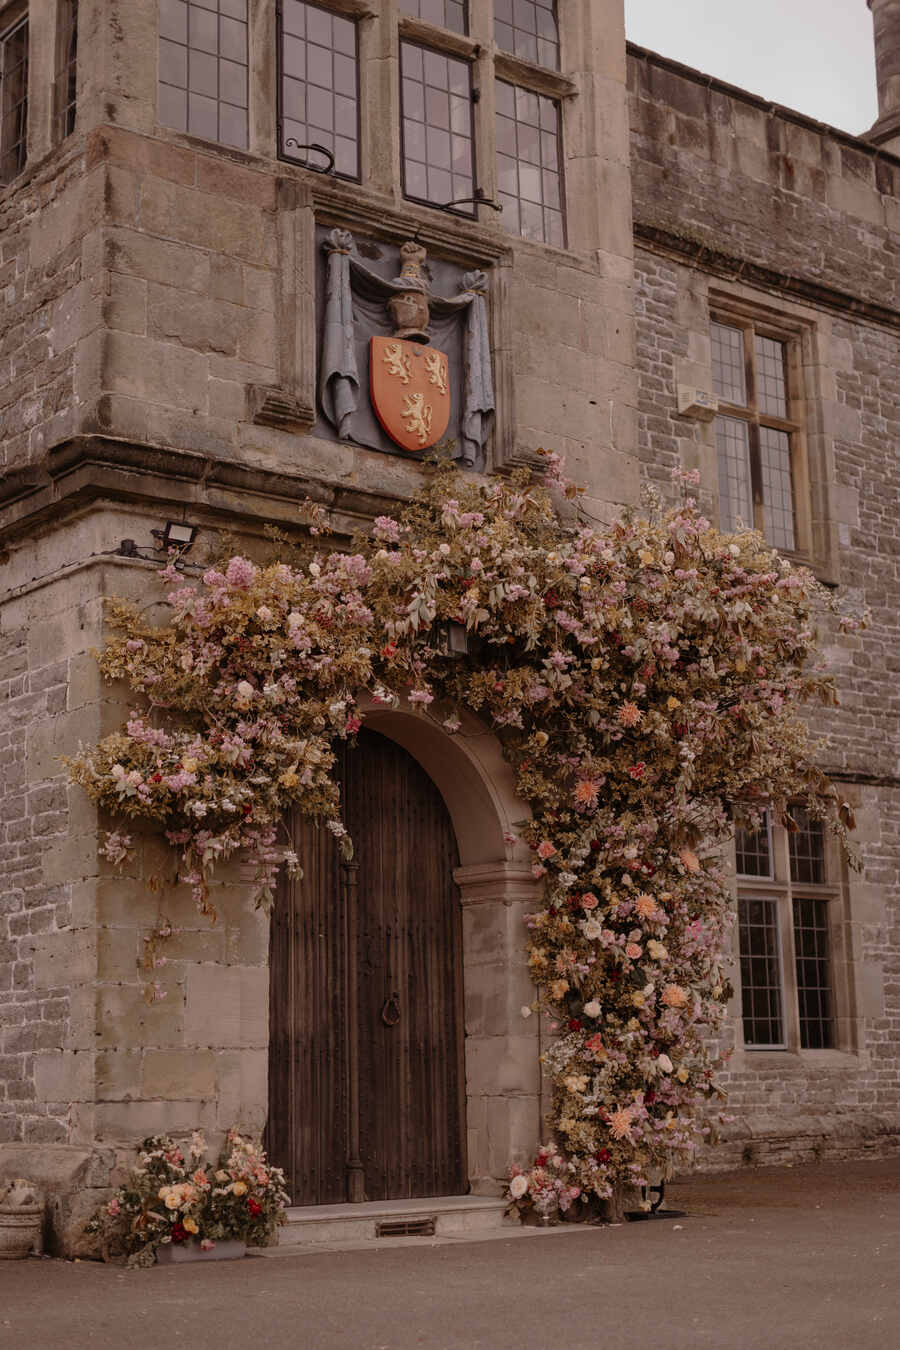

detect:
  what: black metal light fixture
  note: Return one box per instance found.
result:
[431,619,471,659]
[152,521,200,554]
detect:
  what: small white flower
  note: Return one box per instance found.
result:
[520,1005,533,1019]
[509,1174,528,1199]
[583,1000,602,1018]
[657,1053,674,1073]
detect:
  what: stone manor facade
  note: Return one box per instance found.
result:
[0,1,897,1252]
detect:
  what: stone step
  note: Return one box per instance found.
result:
[276,1193,510,1247]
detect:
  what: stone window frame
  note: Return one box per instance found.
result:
[705,288,841,586]
[731,809,854,1058]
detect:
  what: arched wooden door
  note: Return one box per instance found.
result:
[267,729,467,1205]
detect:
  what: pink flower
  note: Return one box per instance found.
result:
[200,1238,215,1251]
[536,840,556,860]
[581,893,599,910]
[408,689,434,706]
[625,942,642,960]
[627,762,646,781]
[618,701,643,728]
[225,556,257,588]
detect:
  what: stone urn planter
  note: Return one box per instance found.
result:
[155,1238,246,1264]
[0,1179,43,1259]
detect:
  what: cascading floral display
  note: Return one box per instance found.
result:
[68,458,859,1208]
[85,1130,289,1265]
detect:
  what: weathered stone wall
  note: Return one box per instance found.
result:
[628,45,900,1163]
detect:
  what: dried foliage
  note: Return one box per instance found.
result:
[68,458,861,1200]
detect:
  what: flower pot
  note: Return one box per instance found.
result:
[155,1238,246,1264]
[0,1207,43,1259]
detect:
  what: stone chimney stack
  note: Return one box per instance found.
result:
[868,0,900,151]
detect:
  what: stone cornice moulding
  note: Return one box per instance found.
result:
[0,435,427,547]
[633,220,900,335]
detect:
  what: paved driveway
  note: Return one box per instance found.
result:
[3,1157,899,1350]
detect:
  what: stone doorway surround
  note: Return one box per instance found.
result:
[358,703,542,1196]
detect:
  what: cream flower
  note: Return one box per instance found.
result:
[583,1000,602,1018]
[232,1180,248,1197]
[656,1053,674,1073]
[609,1107,634,1141]
[509,1174,528,1199]
[647,939,668,961]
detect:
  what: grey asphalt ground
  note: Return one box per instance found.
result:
[2,1157,899,1350]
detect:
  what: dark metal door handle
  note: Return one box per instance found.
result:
[380,993,401,1027]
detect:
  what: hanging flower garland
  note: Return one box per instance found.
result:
[68,457,861,1205]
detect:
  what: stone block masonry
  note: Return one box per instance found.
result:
[629,45,900,1164]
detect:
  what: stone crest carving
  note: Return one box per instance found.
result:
[318,229,494,468]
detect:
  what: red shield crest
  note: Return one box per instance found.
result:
[370,337,451,453]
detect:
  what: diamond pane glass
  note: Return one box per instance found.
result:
[397,0,467,34]
[793,896,834,1049]
[495,0,559,70]
[716,415,753,533]
[495,80,564,245]
[279,1,359,178]
[711,321,746,405]
[158,0,249,148]
[738,897,785,1047]
[401,42,473,211]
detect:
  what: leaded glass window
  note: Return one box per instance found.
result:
[494,0,559,70]
[279,0,359,178]
[158,0,249,150]
[495,79,564,246]
[711,317,800,551]
[400,41,473,212]
[398,0,466,35]
[0,16,28,184]
[54,0,77,143]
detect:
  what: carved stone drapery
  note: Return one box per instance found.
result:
[318,229,495,470]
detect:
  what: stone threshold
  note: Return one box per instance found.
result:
[268,1193,513,1251]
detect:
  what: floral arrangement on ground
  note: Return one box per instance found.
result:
[68,456,861,1217]
[86,1130,289,1266]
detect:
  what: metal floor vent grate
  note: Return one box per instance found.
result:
[375,1217,436,1238]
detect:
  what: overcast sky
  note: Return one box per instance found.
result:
[624,0,878,137]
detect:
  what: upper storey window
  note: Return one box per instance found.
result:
[158,0,249,150]
[495,79,564,246]
[0,13,28,184]
[400,41,473,213]
[54,0,78,143]
[712,317,801,553]
[495,0,559,71]
[398,0,466,36]
[278,0,359,179]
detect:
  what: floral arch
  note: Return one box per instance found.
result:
[69,456,860,1216]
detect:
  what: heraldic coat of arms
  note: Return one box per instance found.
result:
[318,231,494,468]
[370,242,451,452]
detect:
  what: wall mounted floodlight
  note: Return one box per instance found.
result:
[152,521,200,554]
